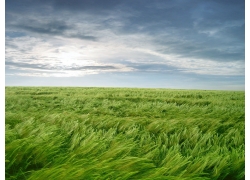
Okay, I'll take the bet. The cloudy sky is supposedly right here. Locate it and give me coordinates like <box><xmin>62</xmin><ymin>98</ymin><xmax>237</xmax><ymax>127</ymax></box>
<box><xmin>5</xmin><ymin>0</ymin><xmax>245</xmax><ymax>90</ymax></box>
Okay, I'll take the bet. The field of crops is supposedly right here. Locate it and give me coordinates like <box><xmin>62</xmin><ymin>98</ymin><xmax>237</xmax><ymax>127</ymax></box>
<box><xmin>5</xmin><ymin>87</ymin><xmax>245</xmax><ymax>180</ymax></box>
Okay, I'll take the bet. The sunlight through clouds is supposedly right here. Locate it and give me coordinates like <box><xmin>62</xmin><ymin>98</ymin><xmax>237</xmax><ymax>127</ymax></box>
<box><xmin>5</xmin><ymin>0</ymin><xmax>245</xmax><ymax>89</ymax></box>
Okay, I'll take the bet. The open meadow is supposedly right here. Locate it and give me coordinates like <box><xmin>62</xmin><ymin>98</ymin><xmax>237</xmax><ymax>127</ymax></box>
<box><xmin>5</xmin><ymin>87</ymin><xmax>245</xmax><ymax>180</ymax></box>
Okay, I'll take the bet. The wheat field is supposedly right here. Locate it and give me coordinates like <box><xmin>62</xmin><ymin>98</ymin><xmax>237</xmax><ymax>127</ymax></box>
<box><xmin>5</xmin><ymin>87</ymin><xmax>245</xmax><ymax>179</ymax></box>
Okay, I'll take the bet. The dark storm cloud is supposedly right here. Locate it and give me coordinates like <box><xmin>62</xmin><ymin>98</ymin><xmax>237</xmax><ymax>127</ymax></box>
<box><xmin>68</xmin><ymin>34</ymin><xmax>97</xmax><ymax>41</ymax></box>
<box><xmin>5</xmin><ymin>0</ymin><xmax>123</xmax><ymax>14</ymax></box>
<box><xmin>7</xmin><ymin>18</ymin><xmax>98</xmax><ymax>41</ymax></box>
<box><xmin>6</xmin><ymin>0</ymin><xmax>244</xmax><ymax>31</ymax></box>
<box><xmin>14</xmin><ymin>20</ymin><xmax>69</xmax><ymax>36</ymax></box>
<box><xmin>6</xmin><ymin>0</ymin><xmax>244</xmax><ymax>44</ymax></box>
<box><xmin>5</xmin><ymin>31</ymin><xmax>27</xmax><ymax>38</ymax></box>
<box><xmin>156</xmin><ymin>37</ymin><xmax>245</xmax><ymax>62</ymax></box>
<box><xmin>114</xmin><ymin>1</ymin><xmax>244</xmax><ymax>64</ymax></box>
<box><xmin>101</xmin><ymin>0</ymin><xmax>244</xmax><ymax>34</ymax></box>
<box><xmin>50</xmin><ymin>0</ymin><xmax>123</xmax><ymax>11</ymax></box>
<box><xmin>114</xmin><ymin>0</ymin><xmax>244</xmax><ymax>63</ymax></box>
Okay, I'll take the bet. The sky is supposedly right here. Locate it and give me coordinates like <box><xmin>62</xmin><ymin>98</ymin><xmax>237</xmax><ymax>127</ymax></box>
<box><xmin>5</xmin><ymin>0</ymin><xmax>245</xmax><ymax>90</ymax></box>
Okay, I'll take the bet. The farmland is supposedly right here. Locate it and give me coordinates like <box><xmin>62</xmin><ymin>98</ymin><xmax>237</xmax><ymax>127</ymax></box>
<box><xmin>5</xmin><ymin>87</ymin><xmax>245</xmax><ymax>179</ymax></box>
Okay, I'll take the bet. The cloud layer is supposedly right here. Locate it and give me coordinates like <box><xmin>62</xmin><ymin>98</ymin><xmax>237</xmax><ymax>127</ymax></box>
<box><xmin>5</xmin><ymin>0</ymin><xmax>245</xmax><ymax>89</ymax></box>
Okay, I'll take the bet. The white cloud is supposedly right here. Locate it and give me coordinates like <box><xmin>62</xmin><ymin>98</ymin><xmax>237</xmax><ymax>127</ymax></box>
<box><xmin>5</xmin><ymin>4</ymin><xmax>244</xmax><ymax>79</ymax></box>
<box><xmin>6</xmin><ymin>28</ymin><xmax>244</xmax><ymax>78</ymax></box>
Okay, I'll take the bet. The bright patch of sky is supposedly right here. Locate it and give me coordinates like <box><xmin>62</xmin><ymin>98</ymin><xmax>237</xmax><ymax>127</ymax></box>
<box><xmin>5</xmin><ymin>0</ymin><xmax>245</xmax><ymax>90</ymax></box>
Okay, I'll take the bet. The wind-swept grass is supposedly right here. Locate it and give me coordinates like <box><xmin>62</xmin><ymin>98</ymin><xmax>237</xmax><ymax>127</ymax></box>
<box><xmin>5</xmin><ymin>87</ymin><xmax>244</xmax><ymax>179</ymax></box>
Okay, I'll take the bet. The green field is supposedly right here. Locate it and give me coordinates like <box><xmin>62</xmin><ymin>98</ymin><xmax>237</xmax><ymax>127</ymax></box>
<box><xmin>5</xmin><ymin>87</ymin><xmax>245</xmax><ymax>180</ymax></box>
